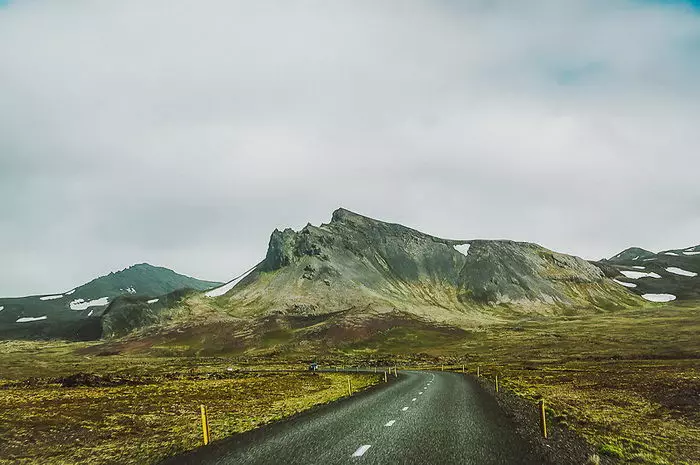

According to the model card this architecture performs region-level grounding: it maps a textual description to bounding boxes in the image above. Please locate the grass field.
[1,302,698,465]
[0,347,380,465]
[459,304,700,465]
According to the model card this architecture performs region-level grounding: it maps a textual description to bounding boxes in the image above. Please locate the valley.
[0,209,698,465]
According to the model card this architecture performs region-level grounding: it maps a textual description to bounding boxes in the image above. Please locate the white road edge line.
[402,407,409,411]
[385,420,396,427]
[352,445,372,457]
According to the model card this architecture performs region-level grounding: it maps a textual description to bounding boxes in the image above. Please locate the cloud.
[0,0,699,295]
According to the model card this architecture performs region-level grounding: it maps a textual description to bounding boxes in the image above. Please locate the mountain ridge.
[594,244,700,301]
[98,208,646,353]
[0,263,221,340]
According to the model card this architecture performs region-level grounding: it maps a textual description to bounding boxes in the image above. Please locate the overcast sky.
[1,0,699,296]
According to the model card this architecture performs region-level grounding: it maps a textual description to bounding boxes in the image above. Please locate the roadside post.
[477,366,480,377]
[462,364,465,373]
[539,400,547,438]
[200,405,211,445]
[495,375,499,393]
[384,371,388,383]
[348,379,353,396]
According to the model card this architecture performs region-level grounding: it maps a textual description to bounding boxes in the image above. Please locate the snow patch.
[632,266,645,270]
[613,279,637,288]
[632,255,639,260]
[0,306,4,312]
[642,293,676,302]
[453,243,471,256]
[40,294,63,301]
[205,268,255,297]
[619,270,662,280]
[664,252,679,256]
[87,309,94,317]
[684,251,700,256]
[665,267,698,277]
[147,298,159,304]
[65,289,76,295]
[70,297,109,311]
[16,316,47,323]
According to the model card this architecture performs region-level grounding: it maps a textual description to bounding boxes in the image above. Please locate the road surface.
[162,371,544,465]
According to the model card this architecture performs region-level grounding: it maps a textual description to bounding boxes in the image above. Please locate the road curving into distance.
[161,370,545,465]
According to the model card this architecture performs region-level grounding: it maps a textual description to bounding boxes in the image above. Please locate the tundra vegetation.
[0,347,379,465]
[1,303,698,464]
[1,211,698,465]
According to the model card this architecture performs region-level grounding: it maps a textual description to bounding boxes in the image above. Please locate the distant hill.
[0,264,221,340]
[594,245,700,302]
[96,209,645,355]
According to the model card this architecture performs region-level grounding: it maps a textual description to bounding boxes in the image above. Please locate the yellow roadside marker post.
[495,375,499,393]
[477,366,480,377]
[348,378,353,396]
[384,371,388,383]
[539,400,548,438]
[462,364,465,373]
[200,405,210,445]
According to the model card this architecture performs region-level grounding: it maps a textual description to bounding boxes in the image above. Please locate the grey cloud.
[1,0,699,295]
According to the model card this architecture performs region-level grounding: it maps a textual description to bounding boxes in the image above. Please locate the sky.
[1,0,699,296]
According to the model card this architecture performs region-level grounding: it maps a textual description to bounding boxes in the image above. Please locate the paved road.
[162,371,543,465]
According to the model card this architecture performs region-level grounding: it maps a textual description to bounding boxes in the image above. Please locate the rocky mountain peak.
[230,210,643,319]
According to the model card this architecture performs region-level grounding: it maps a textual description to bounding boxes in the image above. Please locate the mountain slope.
[0,264,221,340]
[106,209,645,355]
[211,208,641,321]
[596,245,700,301]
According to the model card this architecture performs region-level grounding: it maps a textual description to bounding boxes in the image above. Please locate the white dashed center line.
[412,398,417,402]
[419,392,423,395]
[385,420,396,427]
[352,445,372,457]
[402,407,409,411]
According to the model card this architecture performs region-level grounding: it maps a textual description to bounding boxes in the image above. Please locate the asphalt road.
[162,371,543,465]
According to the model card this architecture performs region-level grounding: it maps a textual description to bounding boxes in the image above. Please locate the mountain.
[0,264,221,340]
[98,209,644,354]
[595,245,700,302]
[218,208,642,319]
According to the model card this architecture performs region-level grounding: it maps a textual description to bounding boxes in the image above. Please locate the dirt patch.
[56,372,151,387]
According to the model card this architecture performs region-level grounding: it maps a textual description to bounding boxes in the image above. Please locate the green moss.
[0,357,380,465]
[600,443,625,458]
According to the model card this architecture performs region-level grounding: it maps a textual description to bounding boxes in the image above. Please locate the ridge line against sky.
[1,0,699,295]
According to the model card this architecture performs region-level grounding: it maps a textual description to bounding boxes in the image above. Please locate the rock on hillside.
[596,245,700,302]
[0,264,221,340]
[202,208,642,329]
